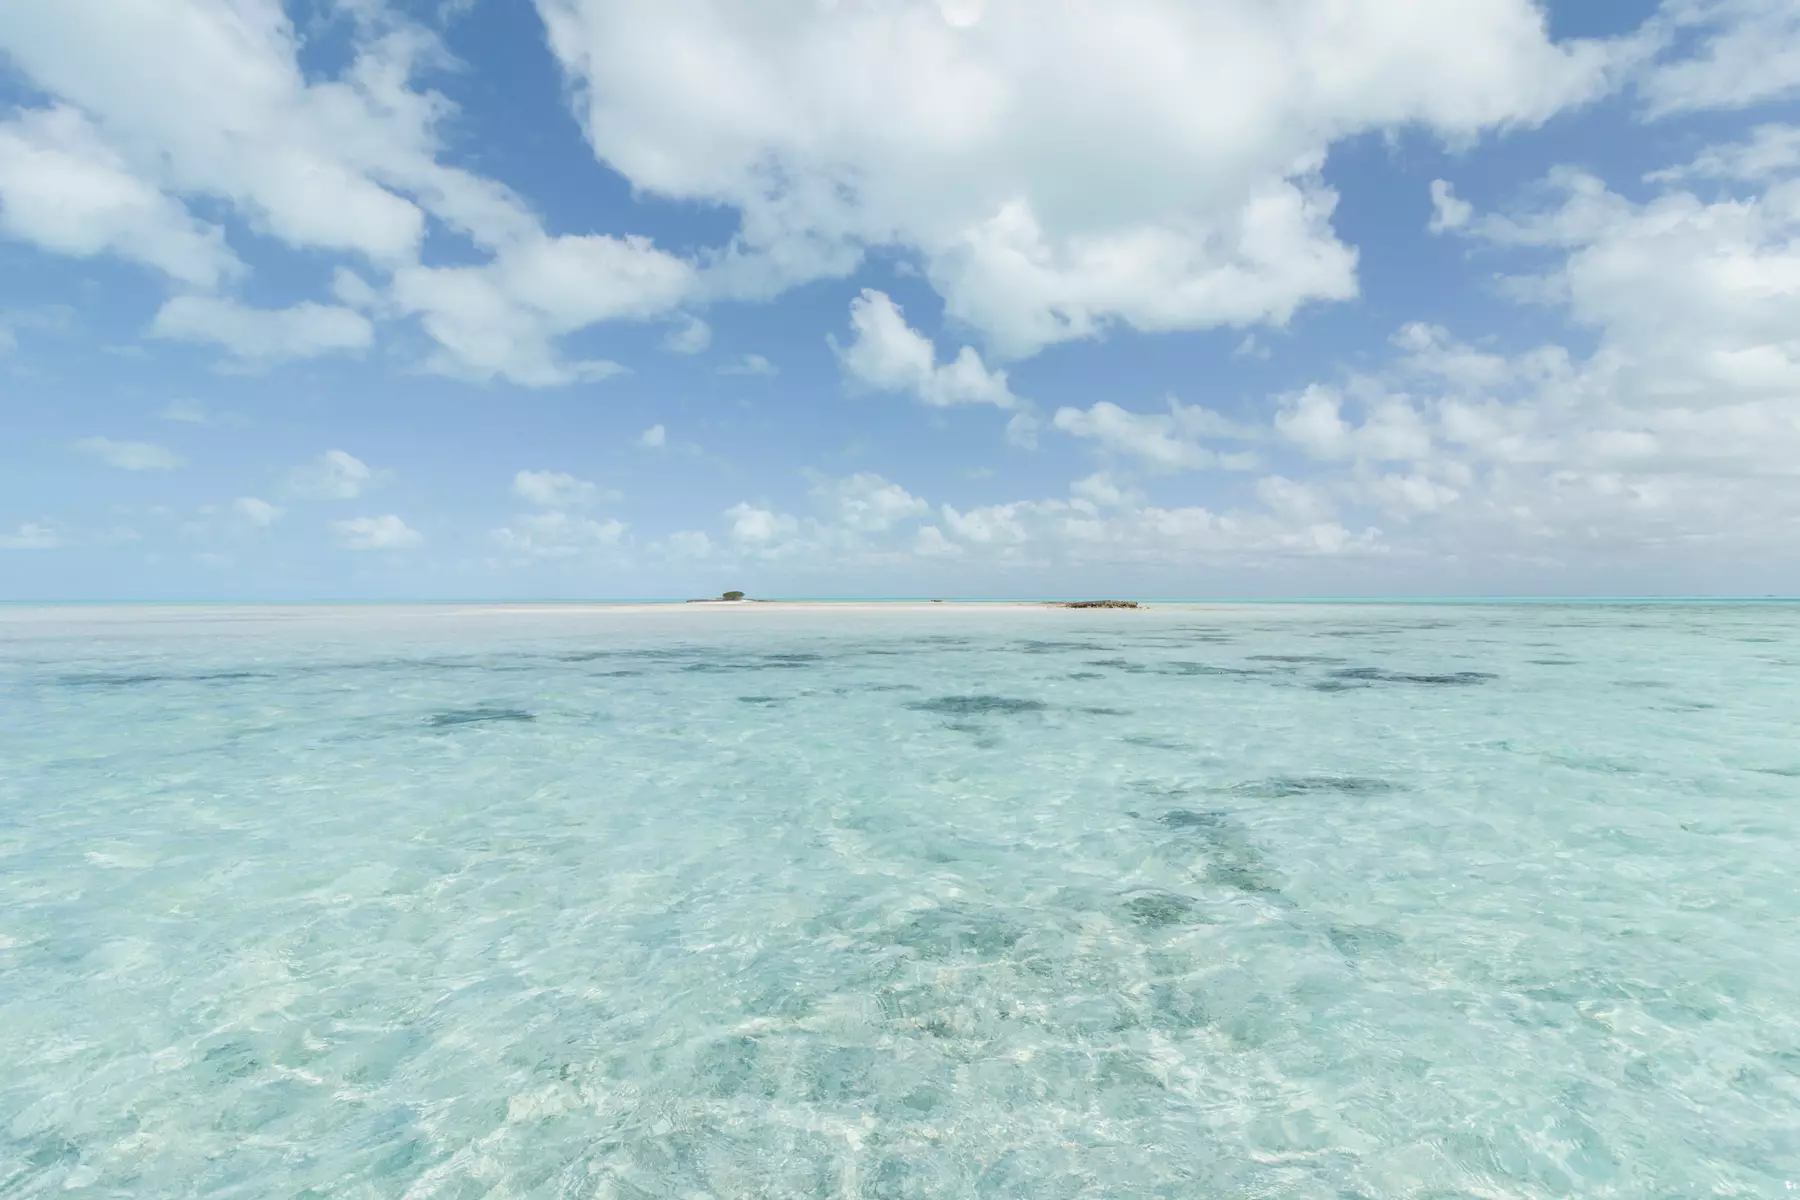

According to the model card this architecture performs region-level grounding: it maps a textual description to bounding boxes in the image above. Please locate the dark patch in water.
[1155,809,1286,895]
[1067,671,1106,680]
[58,669,274,687]
[737,696,784,705]
[888,905,1023,959]
[1528,658,1577,666]
[1247,654,1346,664]
[1122,735,1189,750]
[1206,859,1283,894]
[1159,808,1227,830]
[940,722,1001,748]
[908,695,1048,716]
[1227,776,1401,798]
[1018,640,1108,654]
[764,653,825,664]
[1125,891,1198,927]
[1328,925,1403,957]
[860,683,920,692]
[592,669,645,678]
[1328,667,1496,687]
[427,707,536,728]
[1075,706,1131,716]
[1157,661,1265,677]
[682,657,814,673]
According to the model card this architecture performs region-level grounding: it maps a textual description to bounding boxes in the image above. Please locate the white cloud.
[664,529,713,558]
[1428,180,1473,233]
[71,436,183,470]
[334,514,422,550]
[1275,384,1433,464]
[718,353,779,377]
[390,233,691,385]
[160,399,208,424]
[1255,475,1335,524]
[812,473,930,532]
[835,290,1017,408]
[537,0,1633,358]
[1389,323,1518,390]
[1212,138,1800,568]
[662,314,711,354]
[150,296,373,364]
[0,4,425,264]
[514,469,613,508]
[1646,123,1800,184]
[232,497,282,527]
[1233,333,1272,361]
[289,450,375,500]
[725,502,799,546]
[332,267,380,310]
[0,3,698,383]
[913,524,962,558]
[1639,0,1800,115]
[638,424,667,449]
[1070,471,1140,510]
[933,489,1379,561]
[0,105,240,288]
[1,522,59,550]
[1052,399,1255,471]
[490,511,626,558]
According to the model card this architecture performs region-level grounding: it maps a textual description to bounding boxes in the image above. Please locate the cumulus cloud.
[1229,136,1800,566]
[1646,123,1800,184]
[638,424,667,449]
[812,473,930,532]
[490,511,626,558]
[0,105,240,288]
[724,502,799,547]
[390,233,690,385]
[71,436,183,470]
[663,529,712,558]
[514,469,614,508]
[1,522,59,550]
[289,450,375,500]
[0,2,696,383]
[835,290,1017,408]
[536,0,1635,357]
[1275,384,1434,465]
[333,514,422,550]
[232,497,281,528]
[150,296,373,364]
[1639,0,1800,116]
[718,353,779,377]
[1053,399,1257,471]
[160,399,208,424]
[662,314,711,354]
[685,468,1376,573]
[1428,180,1473,233]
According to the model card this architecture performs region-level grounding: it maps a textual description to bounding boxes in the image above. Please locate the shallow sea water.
[1,602,1797,1198]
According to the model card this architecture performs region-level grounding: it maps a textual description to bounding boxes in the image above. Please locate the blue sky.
[3,0,1799,600]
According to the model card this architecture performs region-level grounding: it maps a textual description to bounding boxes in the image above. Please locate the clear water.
[1,603,1796,1198]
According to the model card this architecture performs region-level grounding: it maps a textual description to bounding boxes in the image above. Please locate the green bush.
[721,590,746,601]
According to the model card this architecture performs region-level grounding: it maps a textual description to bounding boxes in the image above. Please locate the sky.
[3,0,1799,600]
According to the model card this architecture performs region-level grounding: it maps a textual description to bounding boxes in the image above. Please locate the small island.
[686,590,750,603]
[1057,600,1140,609]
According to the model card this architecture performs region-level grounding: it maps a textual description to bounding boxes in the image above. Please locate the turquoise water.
[1,603,1796,1197]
